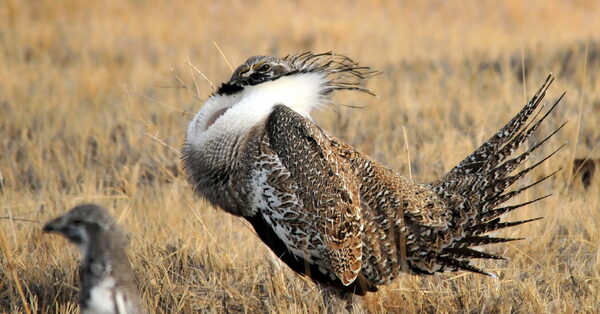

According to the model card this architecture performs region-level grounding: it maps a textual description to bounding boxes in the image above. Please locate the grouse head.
[43,204,116,250]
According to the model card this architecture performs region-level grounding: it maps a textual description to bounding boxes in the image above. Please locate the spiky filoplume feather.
[182,52,564,296]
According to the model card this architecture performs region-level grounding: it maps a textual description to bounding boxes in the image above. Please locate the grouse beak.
[228,77,244,86]
[229,75,250,86]
[229,65,253,86]
[43,217,64,233]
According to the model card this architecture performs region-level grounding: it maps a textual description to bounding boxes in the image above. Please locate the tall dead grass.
[1,0,599,312]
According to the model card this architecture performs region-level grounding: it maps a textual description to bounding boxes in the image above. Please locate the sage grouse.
[44,204,144,314]
[182,52,564,296]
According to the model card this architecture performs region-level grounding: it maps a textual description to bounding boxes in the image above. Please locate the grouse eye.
[257,63,271,72]
[72,219,82,225]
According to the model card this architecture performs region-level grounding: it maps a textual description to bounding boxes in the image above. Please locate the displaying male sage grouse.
[182,52,565,298]
[44,204,144,314]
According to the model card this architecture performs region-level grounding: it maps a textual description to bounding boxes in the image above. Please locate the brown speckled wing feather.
[265,104,363,286]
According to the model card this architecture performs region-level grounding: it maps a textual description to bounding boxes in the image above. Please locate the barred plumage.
[182,52,564,297]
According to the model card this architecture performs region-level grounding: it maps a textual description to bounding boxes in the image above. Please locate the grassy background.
[1,0,599,312]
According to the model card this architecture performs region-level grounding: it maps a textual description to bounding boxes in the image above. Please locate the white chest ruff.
[185,73,327,148]
[84,277,117,314]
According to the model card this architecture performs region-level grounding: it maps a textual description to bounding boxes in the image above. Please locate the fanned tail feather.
[483,119,567,190]
[441,247,506,260]
[466,217,543,235]
[486,168,561,210]
[479,144,565,207]
[422,74,565,277]
[436,257,497,277]
[451,236,524,247]
[441,74,554,180]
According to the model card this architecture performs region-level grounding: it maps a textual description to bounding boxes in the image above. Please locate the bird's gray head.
[43,204,115,247]
[228,55,294,87]
[217,52,378,96]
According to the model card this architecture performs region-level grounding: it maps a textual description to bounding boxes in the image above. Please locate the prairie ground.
[1,0,599,313]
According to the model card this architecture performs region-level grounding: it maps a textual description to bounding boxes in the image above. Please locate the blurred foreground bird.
[182,52,564,304]
[44,204,144,314]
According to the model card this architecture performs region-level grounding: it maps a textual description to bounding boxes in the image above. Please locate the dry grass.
[1,0,599,312]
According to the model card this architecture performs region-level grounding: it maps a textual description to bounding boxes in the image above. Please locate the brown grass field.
[1,0,599,312]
